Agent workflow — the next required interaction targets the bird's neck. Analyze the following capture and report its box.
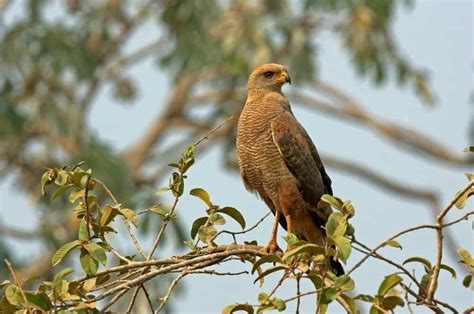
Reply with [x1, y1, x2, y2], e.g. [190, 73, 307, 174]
[244, 88, 291, 114]
[247, 86, 283, 98]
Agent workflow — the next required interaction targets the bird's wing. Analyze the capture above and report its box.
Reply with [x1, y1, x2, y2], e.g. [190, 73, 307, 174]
[271, 111, 332, 208]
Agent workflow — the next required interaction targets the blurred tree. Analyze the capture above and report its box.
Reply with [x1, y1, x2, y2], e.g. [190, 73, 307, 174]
[0, 0, 472, 311]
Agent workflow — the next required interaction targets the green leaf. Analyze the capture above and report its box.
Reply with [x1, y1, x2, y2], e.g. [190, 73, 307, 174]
[82, 277, 96, 291]
[53, 267, 74, 296]
[198, 225, 217, 244]
[457, 248, 474, 267]
[190, 216, 208, 239]
[100, 205, 118, 226]
[170, 172, 184, 197]
[341, 201, 355, 218]
[378, 274, 402, 296]
[320, 287, 339, 304]
[253, 266, 287, 284]
[418, 273, 430, 300]
[209, 213, 226, 225]
[40, 171, 51, 195]
[25, 292, 52, 310]
[439, 264, 456, 278]
[156, 187, 170, 194]
[51, 184, 74, 202]
[369, 306, 381, 314]
[190, 188, 212, 207]
[183, 240, 195, 250]
[251, 254, 282, 274]
[462, 275, 472, 288]
[272, 298, 286, 311]
[333, 236, 351, 263]
[381, 296, 404, 310]
[96, 274, 110, 286]
[70, 170, 87, 187]
[55, 170, 69, 186]
[354, 294, 374, 302]
[454, 187, 474, 209]
[80, 251, 99, 276]
[257, 292, 269, 304]
[282, 243, 324, 262]
[52, 240, 81, 266]
[340, 294, 358, 314]
[5, 285, 22, 306]
[219, 207, 246, 229]
[383, 239, 402, 249]
[84, 243, 107, 266]
[403, 256, 432, 270]
[78, 218, 89, 241]
[283, 233, 299, 245]
[309, 274, 323, 289]
[222, 303, 254, 314]
[68, 189, 84, 203]
[321, 194, 343, 210]
[119, 208, 139, 227]
[149, 205, 168, 217]
[334, 275, 355, 292]
[326, 212, 347, 238]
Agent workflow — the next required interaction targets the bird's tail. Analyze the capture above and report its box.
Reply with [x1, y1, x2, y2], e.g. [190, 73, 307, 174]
[292, 210, 345, 276]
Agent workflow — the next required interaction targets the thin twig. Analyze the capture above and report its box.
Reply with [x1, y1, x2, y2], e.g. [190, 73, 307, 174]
[83, 174, 92, 240]
[155, 273, 186, 313]
[426, 180, 474, 304]
[184, 269, 249, 276]
[103, 288, 129, 311]
[296, 275, 301, 314]
[268, 271, 289, 298]
[141, 285, 155, 313]
[4, 259, 30, 314]
[352, 239, 422, 290]
[96, 179, 147, 259]
[213, 212, 270, 242]
[192, 115, 234, 147]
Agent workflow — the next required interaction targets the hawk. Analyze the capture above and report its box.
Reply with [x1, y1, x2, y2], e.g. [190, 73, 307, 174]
[236, 63, 343, 275]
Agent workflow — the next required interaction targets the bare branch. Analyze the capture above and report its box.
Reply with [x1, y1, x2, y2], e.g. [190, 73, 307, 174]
[0, 223, 41, 240]
[123, 74, 196, 174]
[323, 154, 439, 205]
[290, 91, 473, 166]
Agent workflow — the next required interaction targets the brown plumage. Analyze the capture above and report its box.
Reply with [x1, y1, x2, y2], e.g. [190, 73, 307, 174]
[236, 63, 343, 275]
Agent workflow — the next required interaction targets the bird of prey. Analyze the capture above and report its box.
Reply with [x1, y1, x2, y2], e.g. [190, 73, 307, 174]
[236, 63, 343, 275]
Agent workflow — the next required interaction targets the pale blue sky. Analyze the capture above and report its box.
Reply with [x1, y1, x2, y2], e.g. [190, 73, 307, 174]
[1, 0, 473, 312]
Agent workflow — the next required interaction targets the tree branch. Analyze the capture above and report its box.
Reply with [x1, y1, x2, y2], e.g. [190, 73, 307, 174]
[290, 91, 473, 166]
[426, 179, 474, 304]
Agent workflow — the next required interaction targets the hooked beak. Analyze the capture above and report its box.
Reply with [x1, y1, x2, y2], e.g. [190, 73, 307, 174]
[280, 72, 291, 85]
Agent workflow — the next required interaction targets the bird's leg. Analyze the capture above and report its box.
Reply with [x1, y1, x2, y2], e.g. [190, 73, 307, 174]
[261, 211, 281, 253]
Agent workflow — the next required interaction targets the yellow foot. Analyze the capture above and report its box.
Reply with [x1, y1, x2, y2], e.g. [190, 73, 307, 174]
[260, 241, 282, 254]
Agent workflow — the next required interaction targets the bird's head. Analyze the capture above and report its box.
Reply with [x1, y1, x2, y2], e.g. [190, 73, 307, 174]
[247, 63, 291, 92]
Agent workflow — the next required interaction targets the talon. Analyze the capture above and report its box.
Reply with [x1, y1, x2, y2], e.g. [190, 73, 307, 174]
[260, 241, 282, 254]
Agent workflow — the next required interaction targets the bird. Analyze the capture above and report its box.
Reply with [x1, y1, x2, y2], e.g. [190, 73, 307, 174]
[236, 63, 343, 275]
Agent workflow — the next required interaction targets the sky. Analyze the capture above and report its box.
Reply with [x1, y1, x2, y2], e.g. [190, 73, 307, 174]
[1, 0, 473, 312]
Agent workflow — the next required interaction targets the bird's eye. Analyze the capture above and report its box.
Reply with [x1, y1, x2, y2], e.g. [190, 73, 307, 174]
[264, 71, 274, 78]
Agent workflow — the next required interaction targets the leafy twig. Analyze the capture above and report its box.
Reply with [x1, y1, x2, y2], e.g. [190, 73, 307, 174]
[96, 179, 147, 259]
[4, 259, 30, 314]
[426, 179, 474, 304]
